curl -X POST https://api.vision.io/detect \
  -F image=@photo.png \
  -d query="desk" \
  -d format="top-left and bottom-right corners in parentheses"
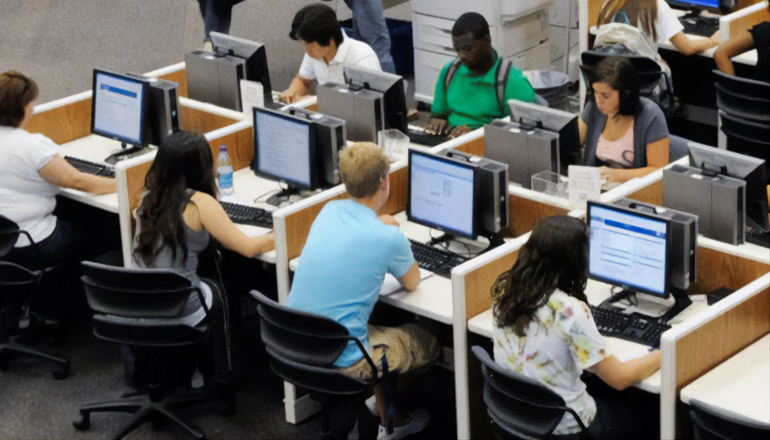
top-left (57, 135), bottom-right (124, 213)
top-left (680, 334), bottom-right (770, 426)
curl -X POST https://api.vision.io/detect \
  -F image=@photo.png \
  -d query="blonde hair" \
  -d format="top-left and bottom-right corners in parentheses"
top-left (598, 0), bottom-right (658, 42)
top-left (339, 142), bottom-right (389, 198)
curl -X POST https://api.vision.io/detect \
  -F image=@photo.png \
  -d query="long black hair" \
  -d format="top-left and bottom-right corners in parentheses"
top-left (134, 131), bottom-right (218, 266)
top-left (492, 216), bottom-right (589, 336)
top-left (593, 56), bottom-right (641, 116)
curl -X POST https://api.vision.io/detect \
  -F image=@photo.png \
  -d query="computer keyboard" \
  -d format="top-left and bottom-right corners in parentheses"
top-left (679, 16), bottom-right (719, 37)
top-left (746, 225), bottom-right (770, 248)
top-left (407, 128), bottom-right (451, 147)
top-left (409, 239), bottom-right (468, 278)
top-left (64, 156), bottom-right (115, 178)
top-left (590, 305), bottom-right (671, 348)
top-left (220, 201), bottom-right (273, 229)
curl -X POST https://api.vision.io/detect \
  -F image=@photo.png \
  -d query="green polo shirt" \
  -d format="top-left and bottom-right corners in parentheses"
top-left (431, 54), bottom-right (536, 129)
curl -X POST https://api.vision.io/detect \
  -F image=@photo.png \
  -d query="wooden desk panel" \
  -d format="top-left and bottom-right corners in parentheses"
top-left (627, 179), bottom-right (664, 206)
top-left (692, 246), bottom-right (770, 293)
top-left (381, 166), bottom-right (408, 216)
top-left (452, 136), bottom-right (486, 158)
top-left (157, 69), bottom-right (188, 99)
top-left (463, 250), bottom-right (521, 321)
top-left (505, 195), bottom-right (570, 238)
top-left (208, 126), bottom-right (254, 172)
top-left (27, 98), bottom-right (92, 145)
top-left (181, 104), bottom-right (241, 135)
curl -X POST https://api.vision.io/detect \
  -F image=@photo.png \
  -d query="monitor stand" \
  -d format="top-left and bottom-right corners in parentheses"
top-left (265, 185), bottom-right (317, 207)
top-left (427, 233), bottom-right (497, 256)
top-left (105, 142), bottom-right (147, 165)
top-left (600, 289), bottom-right (693, 324)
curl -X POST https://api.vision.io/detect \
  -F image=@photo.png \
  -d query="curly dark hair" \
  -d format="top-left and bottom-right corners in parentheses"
top-left (492, 216), bottom-right (589, 336)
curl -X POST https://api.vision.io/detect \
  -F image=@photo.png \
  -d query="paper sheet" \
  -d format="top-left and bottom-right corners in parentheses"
top-left (568, 165), bottom-right (602, 210)
top-left (240, 79), bottom-right (264, 123)
top-left (380, 268), bottom-right (434, 296)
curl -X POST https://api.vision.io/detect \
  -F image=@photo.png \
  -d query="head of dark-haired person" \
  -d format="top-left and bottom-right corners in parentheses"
top-left (289, 3), bottom-right (343, 60)
top-left (0, 71), bottom-right (40, 128)
top-left (134, 131), bottom-right (217, 267)
top-left (492, 216), bottom-right (590, 336)
top-left (591, 56), bottom-right (641, 117)
top-left (450, 12), bottom-right (494, 74)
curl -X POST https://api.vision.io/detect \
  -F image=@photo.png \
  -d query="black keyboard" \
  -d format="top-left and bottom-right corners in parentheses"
top-left (679, 16), bottom-right (719, 37)
top-left (590, 305), bottom-right (671, 348)
top-left (409, 239), bottom-right (469, 278)
top-left (220, 201), bottom-right (273, 229)
top-left (64, 156), bottom-right (115, 178)
top-left (746, 225), bottom-right (770, 248)
top-left (407, 128), bottom-right (451, 147)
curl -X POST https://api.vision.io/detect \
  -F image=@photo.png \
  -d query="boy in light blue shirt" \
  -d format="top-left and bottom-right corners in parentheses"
top-left (287, 142), bottom-right (439, 440)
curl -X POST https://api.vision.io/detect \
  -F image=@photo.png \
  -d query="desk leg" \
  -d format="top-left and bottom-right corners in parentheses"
top-left (454, 322), bottom-right (471, 440)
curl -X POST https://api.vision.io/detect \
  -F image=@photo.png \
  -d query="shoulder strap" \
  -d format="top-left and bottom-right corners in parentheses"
top-left (443, 59), bottom-right (463, 91)
top-left (184, 188), bottom-right (196, 203)
top-left (495, 59), bottom-right (512, 113)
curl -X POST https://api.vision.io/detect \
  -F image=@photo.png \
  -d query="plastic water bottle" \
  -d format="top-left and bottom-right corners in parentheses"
top-left (217, 145), bottom-right (234, 197)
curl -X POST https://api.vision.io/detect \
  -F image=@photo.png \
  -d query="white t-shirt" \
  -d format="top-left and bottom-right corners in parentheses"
top-left (653, 0), bottom-right (685, 45)
top-left (298, 31), bottom-right (382, 85)
top-left (0, 127), bottom-right (61, 247)
top-left (493, 289), bottom-right (610, 435)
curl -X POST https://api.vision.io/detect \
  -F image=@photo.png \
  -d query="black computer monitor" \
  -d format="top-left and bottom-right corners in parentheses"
top-left (508, 100), bottom-right (581, 175)
top-left (667, 0), bottom-right (721, 13)
top-left (407, 150), bottom-right (478, 240)
top-left (343, 65), bottom-right (407, 133)
top-left (210, 32), bottom-right (273, 104)
top-left (91, 69), bottom-right (150, 164)
top-left (688, 142), bottom-right (768, 230)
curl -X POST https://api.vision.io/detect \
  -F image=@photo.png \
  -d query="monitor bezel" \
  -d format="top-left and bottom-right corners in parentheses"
top-left (252, 106), bottom-right (318, 190)
top-left (90, 68), bottom-right (149, 147)
top-left (586, 201), bottom-right (673, 299)
top-left (407, 149), bottom-right (479, 240)
top-left (666, 0), bottom-right (721, 13)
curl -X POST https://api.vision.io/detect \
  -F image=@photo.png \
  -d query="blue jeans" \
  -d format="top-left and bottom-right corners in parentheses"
top-left (198, 0), bottom-right (234, 42)
top-left (344, 0), bottom-right (396, 74)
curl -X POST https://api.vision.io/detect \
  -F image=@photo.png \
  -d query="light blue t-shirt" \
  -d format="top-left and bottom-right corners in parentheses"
top-left (286, 200), bottom-right (415, 367)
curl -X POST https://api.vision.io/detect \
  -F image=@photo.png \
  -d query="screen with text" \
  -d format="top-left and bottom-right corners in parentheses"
top-left (256, 111), bottom-right (312, 188)
top-left (93, 72), bottom-right (145, 144)
top-left (410, 153), bottom-right (475, 237)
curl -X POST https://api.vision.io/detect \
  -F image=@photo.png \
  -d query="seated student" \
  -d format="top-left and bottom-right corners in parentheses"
top-left (287, 142), bottom-right (439, 440)
top-left (426, 12), bottom-right (536, 138)
top-left (714, 2), bottom-right (769, 83)
top-left (579, 56), bottom-right (670, 185)
top-left (279, 3), bottom-right (382, 104)
top-left (492, 215), bottom-right (661, 439)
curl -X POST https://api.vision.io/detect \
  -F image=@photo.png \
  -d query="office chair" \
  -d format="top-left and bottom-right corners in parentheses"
top-left (251, 290), bottom-right (384, 440)
top-left (719, 112), bottom-right (770, 170)
top-left (689, 399), bottom-right (770, 440)
top-left (0, 214), bottom-right (70, 379)
top-left (73, 261), bottom-right (216, 440)
top-left (713, 70), bottom-right (770, 123)
top-left (472, 345), bottom-right (588, 440)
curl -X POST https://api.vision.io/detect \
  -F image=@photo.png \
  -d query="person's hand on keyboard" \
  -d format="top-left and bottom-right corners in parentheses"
top-left (449, 125), bottom-right (471, 138)
top-left (425, 117), bottom-right (449, 135)
top-left (379, 214), bottom-right (400, 227)
top-left (708, 29), bottom-right (721, 47)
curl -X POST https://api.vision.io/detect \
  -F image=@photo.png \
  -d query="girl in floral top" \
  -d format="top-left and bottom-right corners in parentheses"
top-left (491, 216), bottom-right (661, 439)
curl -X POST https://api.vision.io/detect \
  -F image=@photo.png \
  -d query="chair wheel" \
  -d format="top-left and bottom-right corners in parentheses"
top-left (52, 362), bottom-right (70, 380)
top-left (73, 414), bottom-right (90, 431)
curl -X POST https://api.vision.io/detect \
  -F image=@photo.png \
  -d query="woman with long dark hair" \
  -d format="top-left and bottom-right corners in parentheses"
top-left (491, 216), bottom-right (661, 439)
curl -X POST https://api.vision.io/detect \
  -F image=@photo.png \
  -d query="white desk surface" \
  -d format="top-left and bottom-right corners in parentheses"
top-left (468, 278), bottom-right (711, 394)
top-left (662, 9), bottom-right (758, 65)
top-left (58, 135), bottom-right (124, 213)
top-left (680, 334), bottom-right (770, 426)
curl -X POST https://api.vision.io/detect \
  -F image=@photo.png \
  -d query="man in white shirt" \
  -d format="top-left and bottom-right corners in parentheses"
top-left (279, 3), bottom-right (381, 104)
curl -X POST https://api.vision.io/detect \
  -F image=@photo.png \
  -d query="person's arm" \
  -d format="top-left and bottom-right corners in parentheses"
top-left (279, 75), bottom-right (314, 104)
top-left (669, 30), bottom-right (720, 56)
top-left (38, 155), bottom-right (116, 194)
top-left (398, 263), bottom-right (420, 291)
top-left (714, 31), bottom-right (755, 75)
top-left (588, 351), bottom-right (662, 390)
top-left (600, 137), bottom-right (669, 184)
top-left (579, 116), bottom-right (589, 146)
top-left (427, 62), bottom-right (452, 135)
top-left (192, 192), bottom-right (275, 257)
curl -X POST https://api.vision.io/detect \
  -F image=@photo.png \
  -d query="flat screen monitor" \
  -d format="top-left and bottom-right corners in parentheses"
top-left (344, 65), bottom-right (407, 133)
top-left (509, 99), bottom-right (581, 174)
top-left (91, 69), bottom-right (148, 146)
top-left (252, 107), bottom-right (316, 190)
top-left (211, 32), bottom-right (273, 102)
top-left (588, 201), bottom-right (671, 299)
top-left (407, 150), bottom-right (477, 239)
top-left (688, 142), bottom-right (768, 230)
top-left (667, 0), bottom-right (720, 12)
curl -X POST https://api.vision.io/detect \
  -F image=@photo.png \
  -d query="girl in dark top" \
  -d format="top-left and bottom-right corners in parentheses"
top-left (579, 56), bottom-right (670, 185)
top-left (714, 2), bottom-right (770, 83)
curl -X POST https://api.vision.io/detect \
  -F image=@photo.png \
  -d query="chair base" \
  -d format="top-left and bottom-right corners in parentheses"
top-left (0, 339), bottom-right (70, 379)
top-left (73, 391), bottom-right (214, 440)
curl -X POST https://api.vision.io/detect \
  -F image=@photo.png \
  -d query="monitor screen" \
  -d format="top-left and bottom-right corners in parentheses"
top-left (667, 0), bottom-right (720, 10)
top-left (91, 70), bottom-right (147, 145)
top-left (408, 150), bottom-right (476, 239)
top-left (253, 107), bottom-right (314, 189)
top-left (588, 203), bottom-right (670, 297)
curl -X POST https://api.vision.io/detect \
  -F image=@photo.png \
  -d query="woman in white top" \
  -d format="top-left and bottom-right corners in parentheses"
top-left (491, 216), bottom-right (661, 439)
top-left (0, 71), bottom-right (116, 269)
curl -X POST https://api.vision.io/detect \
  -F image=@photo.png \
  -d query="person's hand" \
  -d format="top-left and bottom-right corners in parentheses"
top-left (449, 125), bottom-right (471, 138)
top-left (425, 118), bottom-right (449, 135)
top-left (379, 215), bottom-right (400, 227)
top-left (278, 89), bottom-right (299, 104)
top-left (709, 30), bottom-right (721, 47)
top-left (598, 166), bottom-right (620, 184)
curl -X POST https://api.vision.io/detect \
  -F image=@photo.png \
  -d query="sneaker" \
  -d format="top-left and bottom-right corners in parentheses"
top-left (376, 409), bottom-right (430, 440)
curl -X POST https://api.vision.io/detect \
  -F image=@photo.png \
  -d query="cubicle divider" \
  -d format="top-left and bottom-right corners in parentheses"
top-left (722, 0), bottom-right (770, 41)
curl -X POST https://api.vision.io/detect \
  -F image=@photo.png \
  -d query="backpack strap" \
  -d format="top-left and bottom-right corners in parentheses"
top-left (443, 58), bottom-right (463, 92)
top-left (495, 59), bottom-right (512, 113)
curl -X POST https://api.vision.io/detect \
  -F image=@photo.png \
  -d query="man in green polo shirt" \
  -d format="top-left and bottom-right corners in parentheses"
top-left (426, 12), bottom-right (536, 137)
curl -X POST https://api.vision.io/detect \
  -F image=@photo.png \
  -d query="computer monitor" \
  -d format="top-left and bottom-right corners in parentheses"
top-left (407, 150), bottom-right (477, 240)
top-left (210, 32), bottom-right (273, 105)
top-left (508, 100), bottom-right (581, 175)
top-left (688, 142), bottom-right (768, 230)
top-left (587, 201), bottom-right (671, 299)
top-left (343, 65), bottom-right (407, 133)
top-left (666, 0), bottom-right (721, 14)
top-left (91, 69), bottom-right (149, 163)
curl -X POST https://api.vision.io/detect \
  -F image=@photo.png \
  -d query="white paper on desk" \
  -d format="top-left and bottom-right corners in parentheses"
top-left (380, 269), bottom-right (433, 296)
top-left (568, 165), bottom-right (602, 210)
top-left (240, 79), bottom-right (264, 123)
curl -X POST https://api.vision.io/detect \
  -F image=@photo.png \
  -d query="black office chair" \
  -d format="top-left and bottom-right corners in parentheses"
top-left (689, 399), bottom-right (770, 440)
top-left (472, 345), bottom-right (588, 440)
top-left (713, 70), bottom-right (770, 123)
top-left (0, 214), bottom-right (70, 379)
top-left (251, 290), bottom-right (382, 440)
top-left (719, 112), bottom-right (770, 169)
top-left (73, 261), bottom-right (215, 440)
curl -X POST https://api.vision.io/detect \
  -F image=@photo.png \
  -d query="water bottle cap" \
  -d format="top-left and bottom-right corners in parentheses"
top-left (219, 145), bottom-right (227, 151)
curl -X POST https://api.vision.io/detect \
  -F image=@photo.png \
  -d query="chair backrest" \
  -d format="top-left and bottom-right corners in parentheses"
top-left (0, 215), bottom-right (22, 259)
top-left (713, 70), bottom-right (770, 123)
top-left (669, 135), bottom-right (690, 163)
top-left (580, 51), bottom-right (666, 105)
top-left (719, 112), bottom-right (770, 174)
top-left (0, 261), bottom-right (41, 301)
top-left (472, 345), bottom-right (587, 439)
top-left (690, 399), bottom-right (770, 440)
